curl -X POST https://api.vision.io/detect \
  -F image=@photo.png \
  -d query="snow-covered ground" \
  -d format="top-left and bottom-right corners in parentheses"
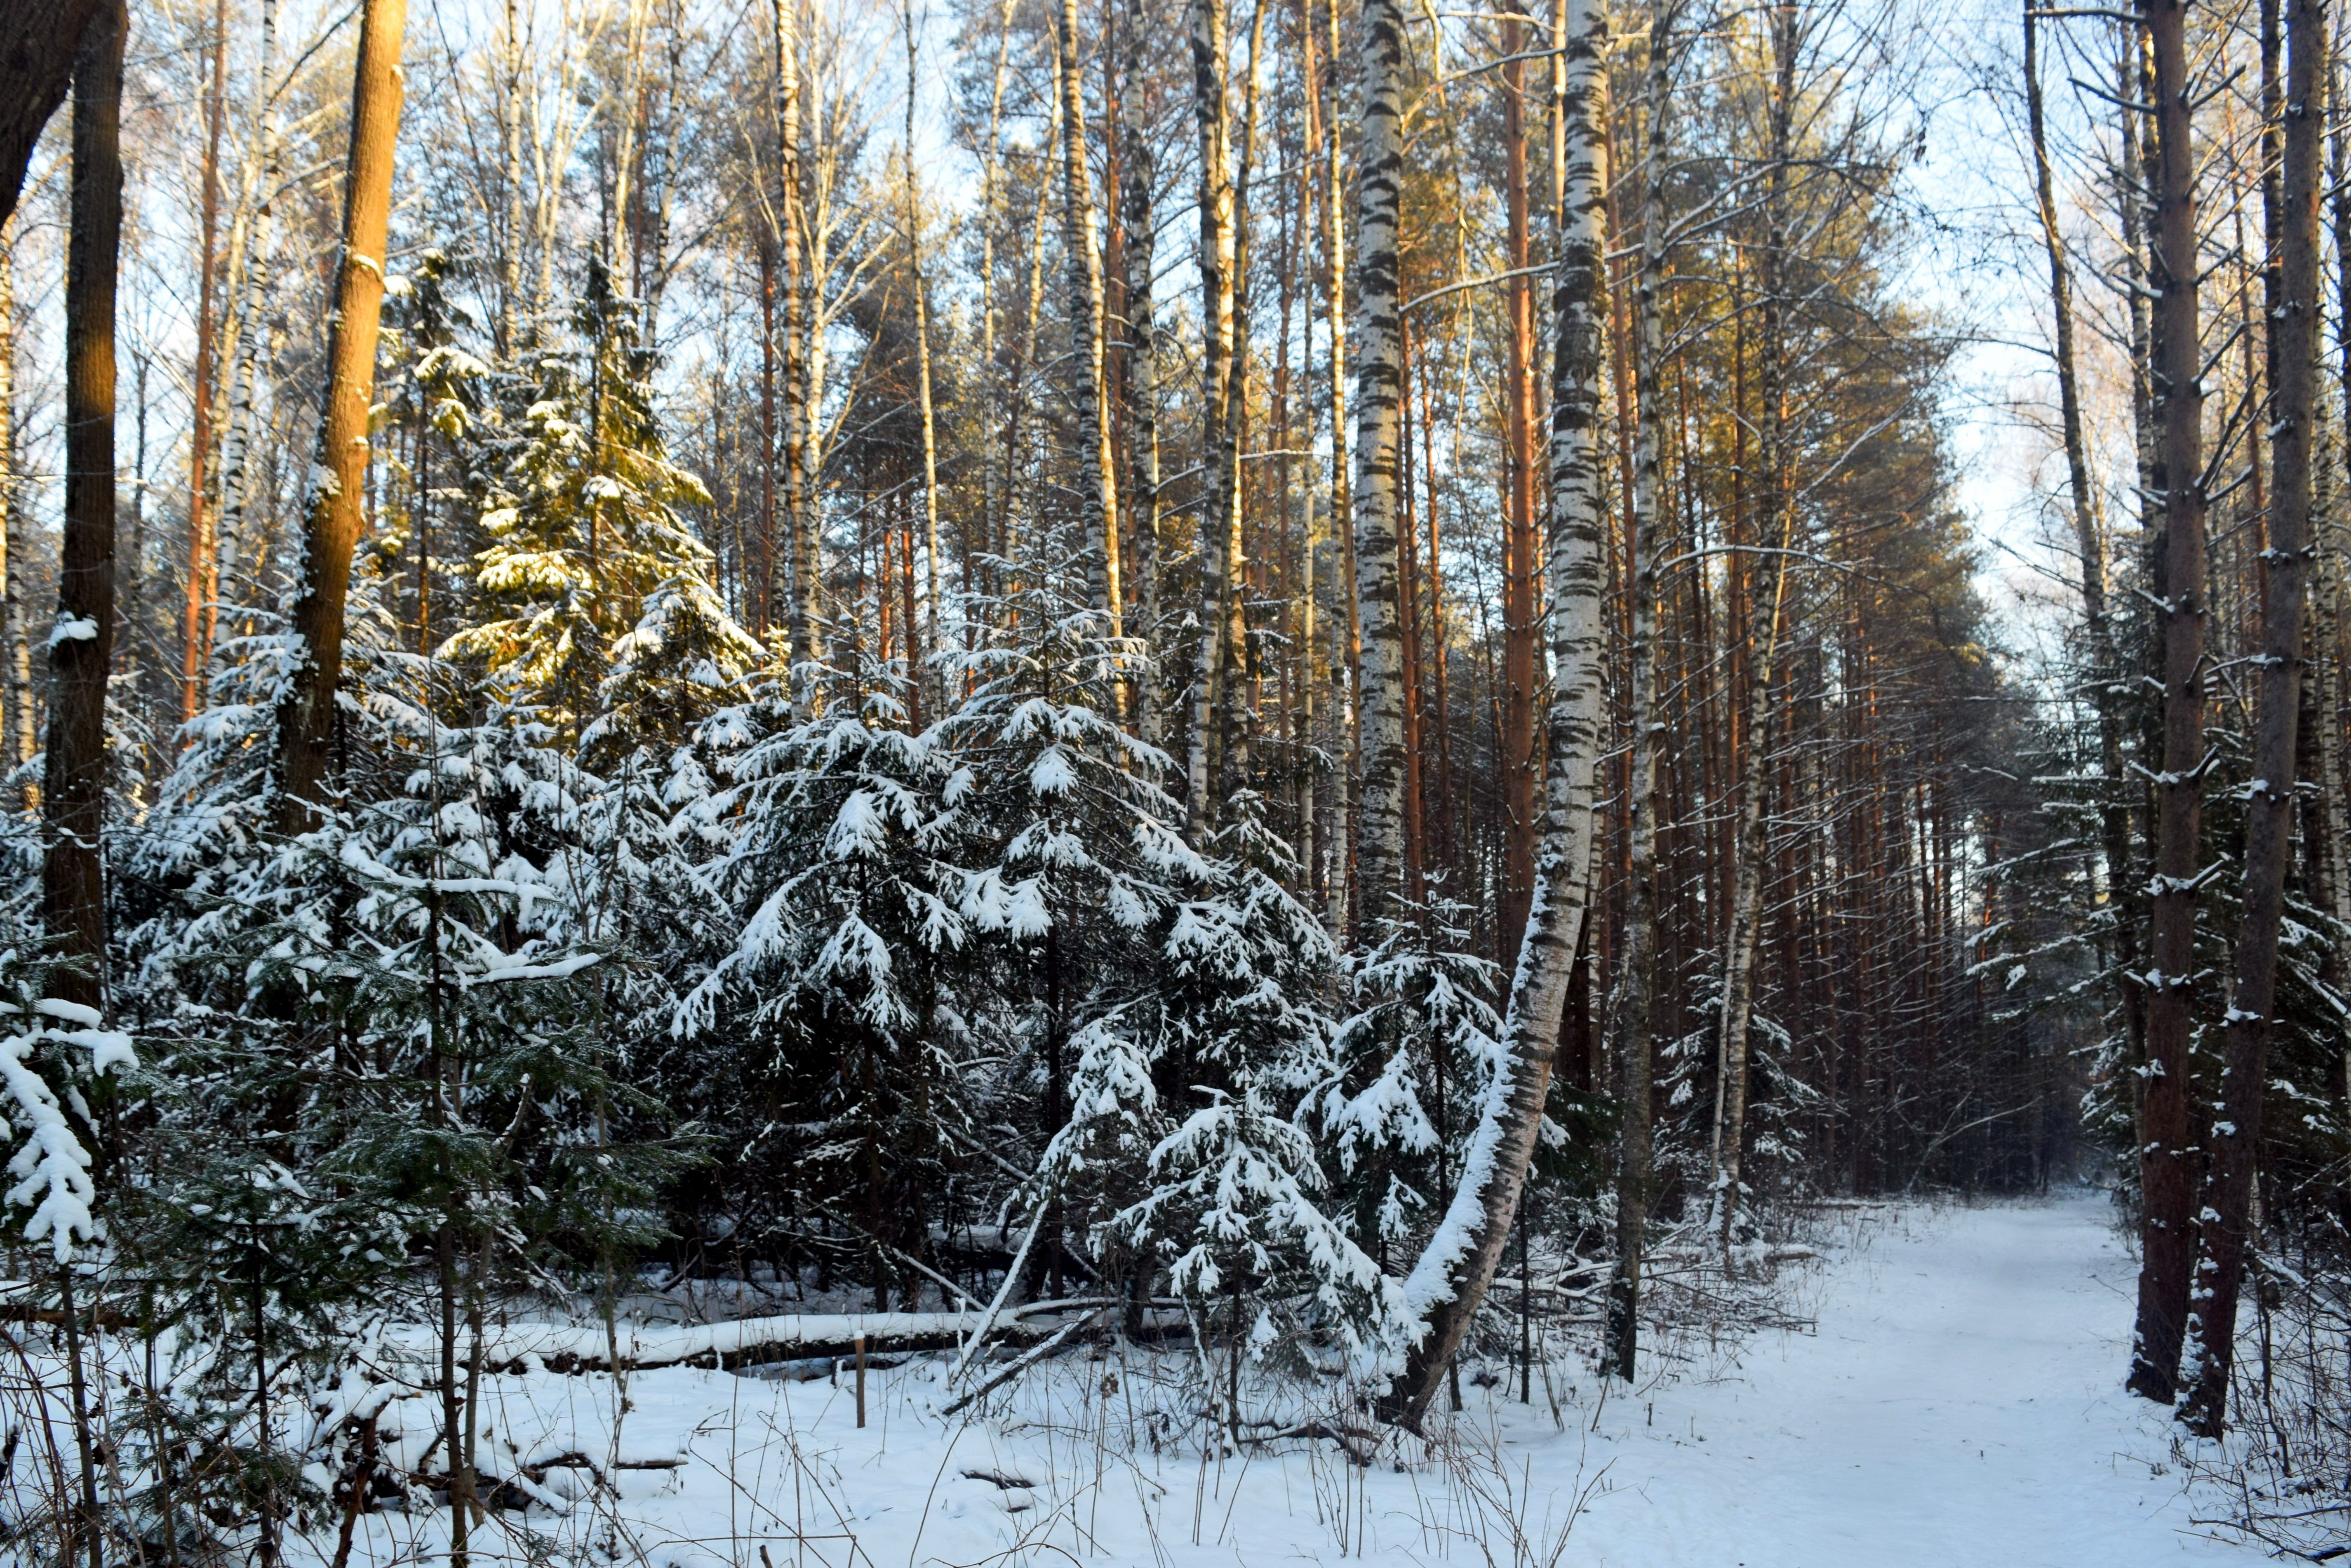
top-left (337, 1196), bottom-right (2264, 1567)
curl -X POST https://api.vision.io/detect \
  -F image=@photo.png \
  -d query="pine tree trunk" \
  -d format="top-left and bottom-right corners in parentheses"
top-left (1601, 0), bottom-right (1675, 1382)
top-left (0, 0), bottom-right (104, 229)
top-left (47, 0), bottom-right (122, 1018)
top-left (273, 0), bottom-right (407, 828)
top-left (180, 0), bottom-right (230, 723)
top-left (2127, 0), bottom-right (2208, 1406)
top-left (2179, 0), bottom-right (2323, 1437)
top-left (1387, 0), bottom-right (1608, 1427)
top-left (1057, 0), bottom-right (1123, 647)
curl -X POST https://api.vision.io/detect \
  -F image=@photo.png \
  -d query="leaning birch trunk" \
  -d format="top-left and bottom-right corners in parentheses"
top-left (1601, 0), bottom-right (1674, 1383)
top-left (1186, 0), bottom-right (1238, 841)
top-left (1385, 0), bottom-right (1607, 1427)
top-left (1349, 0), bottom-right (1410, 928)
top-left (2127, 0), bottom-right (2208, 1407)
top-left (1055, 0), bottom-right (1123, 647)
top-left (273, 0), bottom-right (405, 829)
top-left (47, 0), bottom-right (122, 1023)
top-left (2179, 0), bottom-right (2323, 1438)
top-left (1119, 0), bottom-right (1163, 745)
top-left (1707, 0), bottom-right (1796, 1266)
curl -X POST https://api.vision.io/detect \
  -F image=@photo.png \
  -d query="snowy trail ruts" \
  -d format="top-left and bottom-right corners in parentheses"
top-left (1560, 1197), bottom-right (2259, 1567)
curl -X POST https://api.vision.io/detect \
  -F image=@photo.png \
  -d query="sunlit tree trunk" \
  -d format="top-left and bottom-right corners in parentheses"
top-left (274, 0), bottom-right (407, 828)
top-left (181, 0), bottom-right (230, 722)
top-left (48, 0), bottom-right (123, 1018)
top-left (1350, 0), bottom-right (1410, 925)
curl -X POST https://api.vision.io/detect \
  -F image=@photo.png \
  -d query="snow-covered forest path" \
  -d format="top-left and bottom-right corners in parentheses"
top-left (381, 1199), bottom-right (2266, 1568)
top-left (1559, 1196), bottom-right (2256, 1566)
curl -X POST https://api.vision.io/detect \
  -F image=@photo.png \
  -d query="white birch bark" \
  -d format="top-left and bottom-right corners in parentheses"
top-left (1349, 0), bottom-right (1408, 924)
top-left (1387, 0), bottom-right (1608, 1427)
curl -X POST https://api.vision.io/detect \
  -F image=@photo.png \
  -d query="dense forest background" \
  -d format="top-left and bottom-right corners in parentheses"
top-left (0, 0), bottom-right (2341, 1555)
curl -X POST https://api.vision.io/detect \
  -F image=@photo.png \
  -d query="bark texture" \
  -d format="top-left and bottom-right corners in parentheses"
top-left (273, 0), bottom-right (408, 828)
top-left (1709, 0), bottom-right (1796, 1262)
top-left (1387, 0), bottom-right (1607, 1427)
top-left (1602, 0), bottom-right (1673, 1382)
top-left (0, 0), bottom-right (103, 228)
top-left (1056, 0), bottom-right (1123, 645)
top-left (1350, 0), bottom-right (1409, 927)
top-left (2128, 0), bottom-right (2209, 1407)
top-left (2179, 0), bottom-right (2324, 1438)
top-left (47, 0), bottom-right (124, 1016)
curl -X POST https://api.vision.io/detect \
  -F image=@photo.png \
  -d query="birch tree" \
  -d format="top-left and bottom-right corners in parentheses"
top-left (1385, 0), bottom-right (1608, 1427)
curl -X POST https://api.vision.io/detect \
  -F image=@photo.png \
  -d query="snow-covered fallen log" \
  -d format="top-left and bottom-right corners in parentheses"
top-left (373, 1297), bottom-right (1123, 1374)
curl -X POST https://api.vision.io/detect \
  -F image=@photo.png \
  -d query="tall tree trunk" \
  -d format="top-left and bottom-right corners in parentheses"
top-left (48, 0), bottom-right (123, 1017)
top-left (499, 0), bottom-right (524, 352)
top-left (2179, 0), bottom-right (2323, 1438)
top-left (2327, 58), bottom-right (2351, 1127)
top-left (1498, 5), bottom-right (1541, 957)
top-left (1708, 0), bottom-right (1796, 1263)
top-left (272, 0), bottom-right (407, 828)
top-left (2031, 0), bottom-right (2148, 1165)
top-left (1057, 0), bottom-right (1124, 646)
top-left (1350, 0), bottom-right (1410, 927)
top-left (0, 223), bottom-right (18, 798)
top-left (1387, 0), bottom-right (1607, 1427)
top-left (181, 0), bottom-right (230, 722)
top-left (903, 2), bottom-right (942, 718)
top-left (1120, 0), bottom-right (1162, 744)
top-left (1187, 0), bottom-right (1239, 840)
top-left (773, 0), bottom-right (822, 712)
top-left (0, 0), bottom-right (105, 228)
top-left (1601, 0), bottom-right (1675, 1382)
top-left (217, 0), bottom-right (281, 657)
top-left (1315, 0), bottom-right (1354, 940)
top-left (2127, 0), bottom-right (2209, 1406)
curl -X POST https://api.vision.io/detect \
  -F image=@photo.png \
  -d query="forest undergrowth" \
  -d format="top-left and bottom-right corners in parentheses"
top-left (0, 1199), bottom-right (1867, 1568)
